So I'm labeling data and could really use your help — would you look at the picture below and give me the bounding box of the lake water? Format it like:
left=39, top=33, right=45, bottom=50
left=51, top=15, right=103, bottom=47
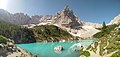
left=17, top=40, right=96, bottom=57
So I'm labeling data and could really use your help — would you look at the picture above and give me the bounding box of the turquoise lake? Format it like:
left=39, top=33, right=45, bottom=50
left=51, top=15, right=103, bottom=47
left=17, top=40, right=96, bottom=57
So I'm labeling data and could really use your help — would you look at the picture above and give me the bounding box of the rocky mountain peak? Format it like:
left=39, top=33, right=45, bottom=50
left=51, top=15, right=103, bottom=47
left=63, top=5, right=71, bottom=13
left=61, top=5, right=75, bottom=19
left=63, top=5, right=69, bottom=11
left=52, top=5, right=81, bottom=29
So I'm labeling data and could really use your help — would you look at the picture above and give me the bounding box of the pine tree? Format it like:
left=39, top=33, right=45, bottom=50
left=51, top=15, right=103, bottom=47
left=102, top=21, right=107, bottom=29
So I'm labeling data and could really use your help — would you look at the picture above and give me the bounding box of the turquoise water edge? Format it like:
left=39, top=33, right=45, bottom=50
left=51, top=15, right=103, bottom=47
left=17, top=40, right=95, bottom=57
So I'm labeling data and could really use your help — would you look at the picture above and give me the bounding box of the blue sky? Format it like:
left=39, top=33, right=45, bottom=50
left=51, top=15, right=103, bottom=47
left=6, top=0, right=120, bottom=24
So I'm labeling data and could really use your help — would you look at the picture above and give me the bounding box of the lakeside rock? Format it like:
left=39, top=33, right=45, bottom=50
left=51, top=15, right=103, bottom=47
left=54, top=45, right=64, bottom=52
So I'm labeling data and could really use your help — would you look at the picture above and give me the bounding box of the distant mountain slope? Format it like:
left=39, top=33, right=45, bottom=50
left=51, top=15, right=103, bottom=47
left=0, top=20, right=36, bottom=44
left=0, top=9, right=45, bottom=25
left=81, top=21, right=102, bottom=28
left=67, top=26, right=100, bottom=38
left=0, top=9, right=30, bottom=25
left=109, top=14, right=120, bottom=25
left=0, top=9, right=13, bottom=23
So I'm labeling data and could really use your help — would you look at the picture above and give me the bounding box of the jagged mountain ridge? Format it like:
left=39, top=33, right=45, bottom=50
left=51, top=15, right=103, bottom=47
left=0, top=6, right=101, bottom=28
left=0, top=9, right=13, bottom=23
left=0, top=9, right=30, bottom=25
left=0, top=9, right=52, bottom=25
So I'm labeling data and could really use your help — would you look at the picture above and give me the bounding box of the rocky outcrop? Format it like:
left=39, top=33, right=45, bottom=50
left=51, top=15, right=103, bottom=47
left=109, top=14, right=120, bottom=25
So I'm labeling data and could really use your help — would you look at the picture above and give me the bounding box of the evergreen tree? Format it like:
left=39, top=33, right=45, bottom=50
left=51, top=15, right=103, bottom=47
left=102, top=21, right=107, bottom=29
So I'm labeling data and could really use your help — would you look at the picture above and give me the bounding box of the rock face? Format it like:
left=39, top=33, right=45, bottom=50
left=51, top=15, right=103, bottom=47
left=0, top=9, right=31, bottom=25
left=28, top=15, right=43, bottom=24
left=13, top=13, right=31, bottom=25
left=109, top=14, right=120, bottom=25
left=52, top=5, right=82, bottom=29
left=0, top=9, right=53, bottom=25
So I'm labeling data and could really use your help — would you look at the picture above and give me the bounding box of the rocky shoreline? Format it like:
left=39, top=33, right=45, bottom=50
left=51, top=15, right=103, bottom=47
left=7, top=46, right=33, bottom=57
left=0, top=43, right=33, bottom=57
left=0, top=35, right=35, bottom=57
